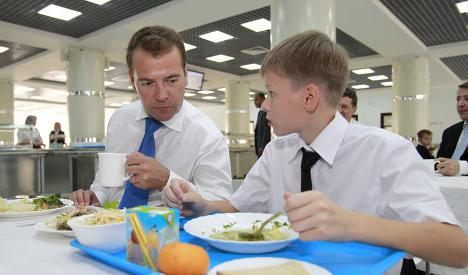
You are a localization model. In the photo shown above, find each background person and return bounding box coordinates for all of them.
[436,82,468,176]
[163,30,468,270]
[70,26,232,207]
[338,87,357,122]
[254,93,271,157]
[17,115,43,149]
[415,129,434,159]
[49,122,66,148]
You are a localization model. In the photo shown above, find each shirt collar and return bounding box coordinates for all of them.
[288,111,348,165]
[134,100,185,133]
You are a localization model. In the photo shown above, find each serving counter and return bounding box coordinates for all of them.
[0,149,103,197]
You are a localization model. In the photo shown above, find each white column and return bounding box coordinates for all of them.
[392,56,430,140]
[0,80,14,145]
[271,0,336,46]
[64,48,106,145]
[225,80,250,148]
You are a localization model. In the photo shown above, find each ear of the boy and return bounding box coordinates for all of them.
[303,83,321,112]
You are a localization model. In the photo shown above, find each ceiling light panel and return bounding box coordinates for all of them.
[381,81,393,86]
[184,92,196,97]
[199,90,214,95]
[85,0,112,5]
[217,87,226,92]
[456,1,468,13]
[352,68,375,75]
[240,64,261,70]
[202,96,217,100]
[241,18,271,32]
[352,84,370,89]
[184,43,197,51]
[368,75,388,81]
[199,31,234,43]
[206,54,234,63]
[38,4,82,21]
[0,46,9,53]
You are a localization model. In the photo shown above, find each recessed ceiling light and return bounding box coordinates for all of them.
[104,66,115,72]
[206,54,234,63]
[352,68,375,75]
[352,84,370,89]
[456,1,468,13]
[221,99,226,102]
[110,103,122,107]
[85,0,112,5]
[104,81,114,86]
[381,81,393,86]
[415,94,426,100]
[121,101,130,105]
[217,87,226,92]
[199,31,234,43]
[249,97,254,101]
[0,46,9,53]
[368,75,388,81]
[202,96,217,100]
[241,18,271,32]
[185,92,196,97]
[240,64,261,70]
[127,86,133,89]
[38,4,82,21]
[199,90,214,94]
[249,92,255,95]
[184,43,197,51]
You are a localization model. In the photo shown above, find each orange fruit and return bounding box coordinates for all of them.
[157,242,209,275]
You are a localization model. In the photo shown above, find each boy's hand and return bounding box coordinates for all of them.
[162,179,206,217]
[283,191,355,242]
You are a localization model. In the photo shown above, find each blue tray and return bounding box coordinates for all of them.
[71,220,405,275]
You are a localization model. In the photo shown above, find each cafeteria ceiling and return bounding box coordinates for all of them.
[0,0,467,105]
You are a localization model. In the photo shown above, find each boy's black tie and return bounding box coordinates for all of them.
[301,148,321,192]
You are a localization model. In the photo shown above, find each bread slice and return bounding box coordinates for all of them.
[216,260,309,275]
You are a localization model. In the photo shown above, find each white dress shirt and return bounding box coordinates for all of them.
[230,112,458,226]
[17,127,42,146]
[455,122,468,175]
[91,100,233,205]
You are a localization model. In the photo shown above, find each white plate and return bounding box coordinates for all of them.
[208,257,331,275]
[34,219,75,237]
[183,213,298,254]
[0,199,74,218]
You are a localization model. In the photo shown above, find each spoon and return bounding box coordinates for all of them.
[238,211,283,241]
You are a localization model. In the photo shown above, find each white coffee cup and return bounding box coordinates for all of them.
[422,159,436,173]
[96,153,130,187]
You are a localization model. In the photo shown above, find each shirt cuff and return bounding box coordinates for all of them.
[458,160,468,175]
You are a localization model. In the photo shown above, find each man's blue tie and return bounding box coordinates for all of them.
[118,117,163,208]
[452,124,468,160]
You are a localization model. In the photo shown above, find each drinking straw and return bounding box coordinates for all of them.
[129,213,157,271]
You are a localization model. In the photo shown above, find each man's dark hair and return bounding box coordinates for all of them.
[255,93,265,100]
[417,129,432,139]
[459,82,468,89]
[126,26,186,72]
[343,87,357,107]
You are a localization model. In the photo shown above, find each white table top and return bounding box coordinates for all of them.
[0,213,126,275]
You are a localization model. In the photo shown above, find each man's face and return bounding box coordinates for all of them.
[456,87,468,122]
[419,134,432,147]
[338,96,356,122]
[262,72,305,137]
[129,46,187,122]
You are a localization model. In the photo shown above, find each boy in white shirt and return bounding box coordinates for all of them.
[163,30,468,268]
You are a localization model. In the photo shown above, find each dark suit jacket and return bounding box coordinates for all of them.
[416,144,434,159]
[437,121,468,161]
[254,110,271,156]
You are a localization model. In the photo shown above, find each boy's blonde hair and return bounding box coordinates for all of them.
[261,30,349,107]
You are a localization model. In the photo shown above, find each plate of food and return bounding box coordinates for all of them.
[183,213,298,254]
[208,257,331,275]
[34,206,100,237]
[0,194,74,218]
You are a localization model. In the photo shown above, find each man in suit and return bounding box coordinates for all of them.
[338,87,358,122]
[254,93,271,157]
[436,82,468,176]
[416,129,434,159]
